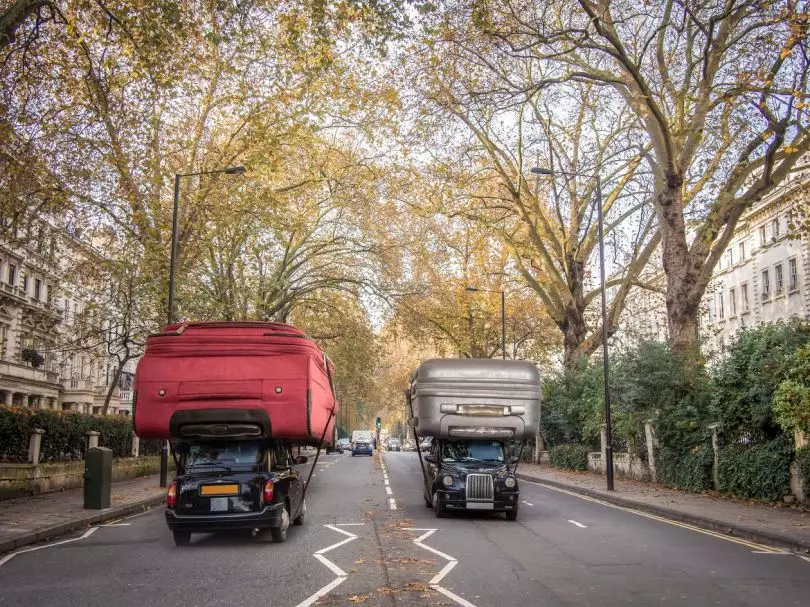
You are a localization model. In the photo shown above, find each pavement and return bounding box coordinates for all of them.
[0,450,808,606]
[0,474,165,554]
[515,463,810,553]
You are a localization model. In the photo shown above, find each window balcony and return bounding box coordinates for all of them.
[0,360,60,384]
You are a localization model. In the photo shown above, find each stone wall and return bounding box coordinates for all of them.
[0,456,164,500]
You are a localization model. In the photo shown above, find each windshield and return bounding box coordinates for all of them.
[185,441,263,469]
[441,440,504,463]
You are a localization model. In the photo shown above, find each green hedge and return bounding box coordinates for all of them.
[549,444,589,471]
[796,446,810,500]
[0,405,136,462]
[718,436,793,501]
[656,445,713,492]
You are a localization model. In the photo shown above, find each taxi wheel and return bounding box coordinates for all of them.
[172,531,191,547]
[433,491,446,518]
[271,503,290,543]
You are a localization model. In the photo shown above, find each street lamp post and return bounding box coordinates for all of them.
[465,286,506,359]
[530,166,614,491]
[160,164,246,488]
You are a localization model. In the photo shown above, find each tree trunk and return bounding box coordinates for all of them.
[561,302,589,370]
[102,352,132,415]
[656,175,702,357]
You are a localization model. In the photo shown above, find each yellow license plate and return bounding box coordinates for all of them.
[200,484,239,496]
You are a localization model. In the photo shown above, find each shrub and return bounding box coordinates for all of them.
[549,444,589,471]
[718,436,793,501]
[612,340,712,452]
[795,446,810,501]
[0,405,137,462]
[656,445,714,492]
[711,320,810,437]
[773,344,810,436]
[0,405,34,462]
[542,360,605,449]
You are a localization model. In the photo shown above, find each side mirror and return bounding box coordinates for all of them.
[424,454,436,464]
[294,455,308,465]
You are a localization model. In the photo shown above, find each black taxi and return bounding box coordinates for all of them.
[165,439,307,546]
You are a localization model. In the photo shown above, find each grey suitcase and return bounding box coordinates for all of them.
[408,359,541,441]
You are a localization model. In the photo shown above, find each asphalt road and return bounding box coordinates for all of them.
[1,450,809,607]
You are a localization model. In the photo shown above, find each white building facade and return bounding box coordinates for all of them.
[703,181,810,355]
[0,219,128,414]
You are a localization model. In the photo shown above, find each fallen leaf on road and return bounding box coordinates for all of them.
[348,594,370,603]
[354,559,365,564]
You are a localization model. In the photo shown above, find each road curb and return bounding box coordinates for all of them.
[0,493,165,556]
[517,473,810,554]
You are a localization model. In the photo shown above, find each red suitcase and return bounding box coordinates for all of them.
[133,322,338,443]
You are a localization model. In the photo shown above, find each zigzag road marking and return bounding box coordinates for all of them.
[293,524,360,607]
[405,528,477,607]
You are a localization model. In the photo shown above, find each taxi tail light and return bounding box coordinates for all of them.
[263,480,274,502]
[166,481,177,508]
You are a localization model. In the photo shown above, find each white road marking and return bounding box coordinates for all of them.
[335,523,365,526]
[386,486,393,495]
[314,553,346,576]
[751,550,791,554]
[523,479,785,554]
[568,520,587,528]
[405,528,477,607]
[521,501,534,507]
[388,498,397,510]
[384,478,390,485]
[99,523,132,527]
[0,527,98,568]
[294,524,359,607]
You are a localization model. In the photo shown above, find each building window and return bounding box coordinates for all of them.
[7,264,15,286]
[729,288,737,317]
[789,258,799,292]
[775,263,784,294]
[772,217,780,240]
[726,249,733,267]
[34,278,41,300]
[760,226,767,247]
[741,283,749,312]
[762,270,771,300]
[718,292,725,319]
[739,241,746,262]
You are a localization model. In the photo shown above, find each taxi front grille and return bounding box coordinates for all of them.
[465,474,494,501]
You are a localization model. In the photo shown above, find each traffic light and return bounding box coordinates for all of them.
[375,416,381,430]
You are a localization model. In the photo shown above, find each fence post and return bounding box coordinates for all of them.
[131,434,140,458]
[534,434,545,465]
[644,421,657,483]
[28,428,45,465]
[708,423,721,491]
[86,430,100,451]
[600,424,608,475]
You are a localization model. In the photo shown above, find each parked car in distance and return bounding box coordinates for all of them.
[165,439,307,546]
[352,439,373,456]
[336,438,351,453]
[388,438,401,451]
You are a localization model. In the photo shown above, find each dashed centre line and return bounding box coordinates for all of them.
[568,520,587,528]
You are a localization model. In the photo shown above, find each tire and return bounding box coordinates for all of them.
[293,499,306,526]
[270,503,290,543]
[505,508,518,521]
[424,492,433,508]
[433,491,446,518]
[172,531,191,547]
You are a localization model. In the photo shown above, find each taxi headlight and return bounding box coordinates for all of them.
[504,476,517,489]
[442,475,454,487]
